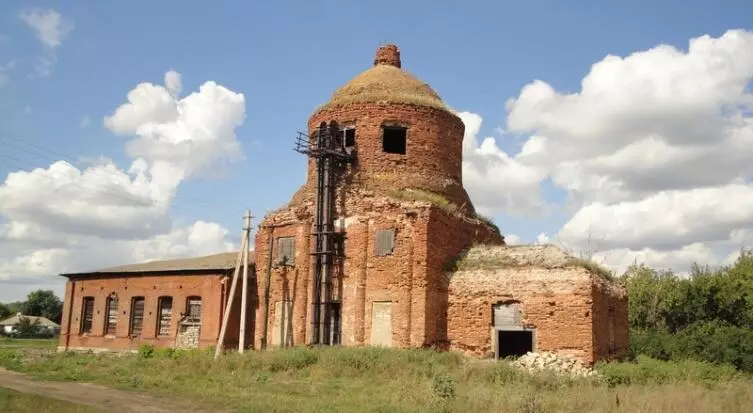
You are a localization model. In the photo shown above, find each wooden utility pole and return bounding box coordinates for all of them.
[213,212,250,361]
[239,210,253,353]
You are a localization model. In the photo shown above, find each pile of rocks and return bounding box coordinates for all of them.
[511,351,598,378]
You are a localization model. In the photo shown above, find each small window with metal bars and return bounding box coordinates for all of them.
[277,236,295,266]
[184,296,202,325]
[157,296,173,336]
[80,297,94,335]
[104,295,118,336]
[129,297,145,338]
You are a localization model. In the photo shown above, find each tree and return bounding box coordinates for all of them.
[14,316,42,338]
[0,303,11,320]
[20,290,63,323]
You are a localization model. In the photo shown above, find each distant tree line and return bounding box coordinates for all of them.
[621,250,753,372]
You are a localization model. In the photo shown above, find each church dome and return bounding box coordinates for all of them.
[317,44,448,112]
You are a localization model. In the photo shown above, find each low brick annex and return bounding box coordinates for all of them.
[57,253,254,353]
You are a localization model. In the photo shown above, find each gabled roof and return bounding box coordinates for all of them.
[0,313,59,328]
[61,251,251,278]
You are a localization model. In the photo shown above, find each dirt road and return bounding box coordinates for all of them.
[0,368,218,413]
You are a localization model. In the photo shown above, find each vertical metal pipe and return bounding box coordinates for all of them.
[261,229,274,350]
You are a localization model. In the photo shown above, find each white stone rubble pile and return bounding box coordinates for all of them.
[511,351,598,378]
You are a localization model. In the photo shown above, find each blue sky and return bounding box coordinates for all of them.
[2,0,753,300]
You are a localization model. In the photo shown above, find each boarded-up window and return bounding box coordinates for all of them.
[80,297,94,334]
[370,301,393,347]
[272,300,292,347]
[129,297,145,338]
[185,296,202,324]
[277,237,295,266]
[104,296,118,336]
[493,301,522,328]
[374,229,395,256]
[157,296,173,336]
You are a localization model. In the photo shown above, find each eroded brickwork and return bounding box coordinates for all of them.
[57,271,252,352]
[446,245,629,365]
[448,267,596,362]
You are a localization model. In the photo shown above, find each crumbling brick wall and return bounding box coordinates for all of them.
[306,103,472,212]
[591,277,630,361]
[445,245,628,365]
[58,272,230,352]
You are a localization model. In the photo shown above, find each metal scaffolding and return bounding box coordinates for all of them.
[295,121,352,345]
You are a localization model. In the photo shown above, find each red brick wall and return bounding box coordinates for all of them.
[591,278,630,362]
[306,103,472,210]
[447,268,598,364]
[253,221,312,348]
[58,272,232,352]
[253,201,503,350]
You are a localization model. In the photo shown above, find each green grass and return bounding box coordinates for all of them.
[0,338,57,349]
[0,387,103,413]
[0,346,752,412]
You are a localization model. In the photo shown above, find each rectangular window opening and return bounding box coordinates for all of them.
[157,296,173,336]
[277,236,296,266]
[129,297,145,338]
[80,297,94,334]
[344,128,356,147]
[185,296,202,325]
[382,126,406,154]
[104,296,118,336]
[375,228,395,256]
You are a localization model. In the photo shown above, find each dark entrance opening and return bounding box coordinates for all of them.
[496,330,533,359]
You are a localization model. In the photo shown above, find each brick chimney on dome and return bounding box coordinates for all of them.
[373,44,401,68]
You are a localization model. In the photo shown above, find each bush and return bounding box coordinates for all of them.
[671,320,753,372]
[137,344,154,359]
[597,355,740,386]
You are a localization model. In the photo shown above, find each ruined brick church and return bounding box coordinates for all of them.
[58,44,628,364]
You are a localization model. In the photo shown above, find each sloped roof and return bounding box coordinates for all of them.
[317,45,449,112]
[62,251,250,277]
[450,244,614,280]
[320,64,447,111]
[0,313,59,328]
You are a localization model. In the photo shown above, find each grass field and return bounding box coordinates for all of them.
[0,345,752,413]
[0,338,57,349]
[0,387,102,413]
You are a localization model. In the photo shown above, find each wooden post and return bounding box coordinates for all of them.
[213,227,248,360]
[239,210,252,353]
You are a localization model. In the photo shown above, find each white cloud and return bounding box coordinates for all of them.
[165,70,182,97]
[459,112,549,217]
[460,29,753,276]
[19,8,73,50]
[504,29,753,205]
[0,70,246,300]
[504,234,522,245]
[80,116,91,128]
[535,233,550,245]
[18,8,73,77]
